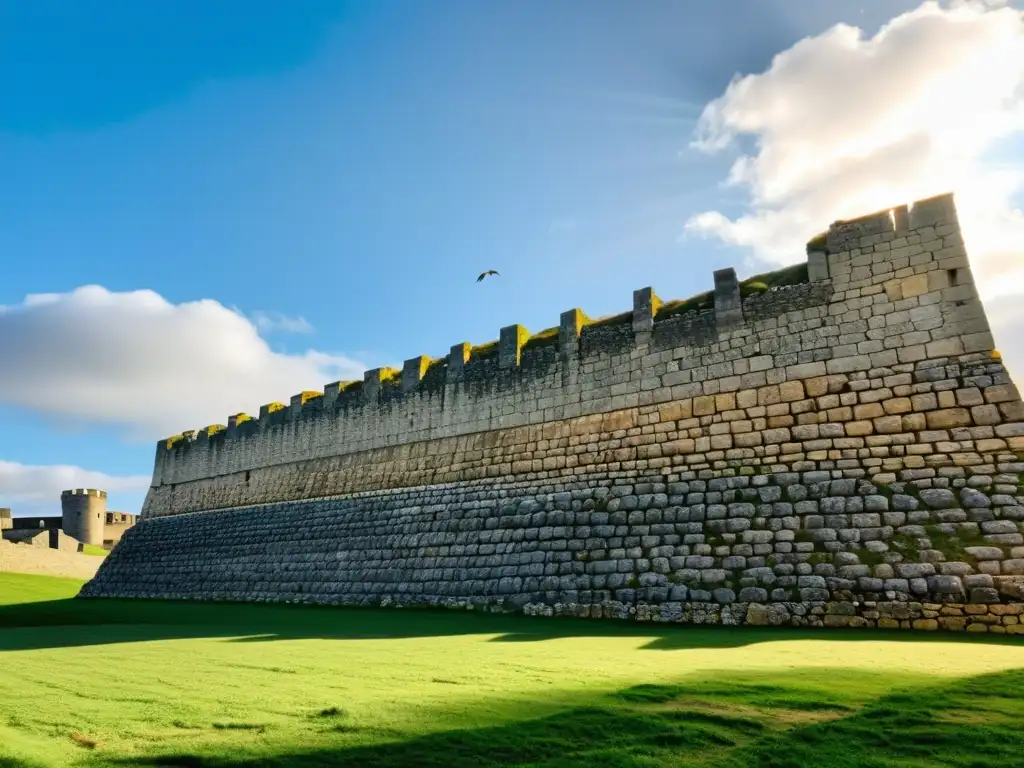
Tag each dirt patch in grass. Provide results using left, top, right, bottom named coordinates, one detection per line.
left=69, top=732, right=98, bottom=750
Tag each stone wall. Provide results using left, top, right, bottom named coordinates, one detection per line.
left=103, top=513, right=139, bottom=547
left=2, top=528, right=94, bottom=554
left=2, top=512, right=136, bottom=550
left=80, top=193, right=1024, bottom=633
left=1, top=539, right=101, bottom=580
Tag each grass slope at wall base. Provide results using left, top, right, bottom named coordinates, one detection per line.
left=73, top=588, right=1024, bottom=634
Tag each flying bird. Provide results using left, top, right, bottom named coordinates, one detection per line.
left=477, top=270, right=500, bottom=283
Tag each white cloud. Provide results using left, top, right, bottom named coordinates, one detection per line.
left=249, top=310, right=313, bottom=334
left=982, top=293, right=1024, bottom=379
left=0, top=285, right=367, bottom=440
left=683, top=0, right=1024, bottom=375
left=0, top=461, right=149, bottom=505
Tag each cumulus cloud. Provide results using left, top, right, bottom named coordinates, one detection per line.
left=0, top=285, right=367, bottom=440
left=683, top=0, right=1024, bottom=373
left=249, top=310, right=313, bottom=334
left=0, top=461, right=149, bottom=505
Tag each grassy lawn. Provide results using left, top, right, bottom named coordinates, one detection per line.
left=80, top=545, right=109, bottom=558
left=0, top=573, right=85, bottom=605
left=1, top=573, right=1023, bottom=767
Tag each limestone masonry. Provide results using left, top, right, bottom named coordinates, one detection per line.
left=81, top=193, right=1024, bottom=633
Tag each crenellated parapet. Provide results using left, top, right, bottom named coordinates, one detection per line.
left=159, top=254, right=827, bottom=454
left=150, top=192, right=1003, bottom=499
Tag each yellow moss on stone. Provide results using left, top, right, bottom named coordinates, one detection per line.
left=530, top=326, right=558, bottom=342
left=523, top=326, right=560, bottom=350
left=470, top=340, right=499, bottom=358
left=806, top=230, right=828, bottom=251
left=299, top=391, right=322, bottom=405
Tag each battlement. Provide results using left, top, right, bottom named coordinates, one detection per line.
left=146, top=191, right=999, bottom=507
left=61, top=489, right=107, bottom=499
left=162, top=259, right=821, bottom=452
left=165, top=193, right=964, bottom=449
left=806, top=192, right=959, bottom=255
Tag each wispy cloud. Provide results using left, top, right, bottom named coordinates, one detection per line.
left=250, top=310, right=314, bottom=334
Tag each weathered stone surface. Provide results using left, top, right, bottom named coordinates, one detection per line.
left=919, top=489, right=958, bottom=509
left=969, top=588, right=1001, bottom=604
left=928, top=575, right=965, bottom=596
left=77, top=193, right=1024, bottom=635
left=960, top=488, right=992, bottom=508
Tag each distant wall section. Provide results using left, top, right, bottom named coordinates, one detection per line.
left=0, top=538, right=102, bottom=580
left=102, top=512, right=138, bottom=546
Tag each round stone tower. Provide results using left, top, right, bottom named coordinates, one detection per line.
left=61, top=488, right=106, bottom=546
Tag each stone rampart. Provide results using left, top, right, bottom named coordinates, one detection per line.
left=1, top=539, right=102, bottom=580
left=80, top=193, right=1024, bottom=634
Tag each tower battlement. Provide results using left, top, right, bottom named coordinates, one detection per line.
left=61, top=489, right=108, bottom=499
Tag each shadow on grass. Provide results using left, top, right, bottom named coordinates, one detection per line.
left=2, top=595, right=1024, bottom=657
left=107, top=667, right=1024, bottom=768
left=2, top=597, right=1024, bottom=655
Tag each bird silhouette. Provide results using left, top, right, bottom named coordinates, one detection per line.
left=477, top=270, right=500, bottom=282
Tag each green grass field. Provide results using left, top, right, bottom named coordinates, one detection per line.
left=2, top=573, right=1024, bottom=767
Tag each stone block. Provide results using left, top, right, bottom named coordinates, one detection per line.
left=901, top=274, right=929, bottom=298
left=926, top=338, right=965, bottom=358
left=926, top=409, right=972, bottom=430
left=808, top=251, right=829, bottom=282
left=713, top=269, right=742, bottom=330
left=633, top=288, right=661, bottom=338
left=499, top=324, right=529, bottom=369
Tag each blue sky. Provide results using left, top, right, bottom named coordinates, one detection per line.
left=2, top=0, right=1022, bottom=517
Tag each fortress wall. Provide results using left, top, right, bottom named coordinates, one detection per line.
left=0, top=539, right=101, bottom=580
left=148, top=281, right=833, bottom=504
left=145, top=193, right=1011, bottom=519
left=82, top=193, right=1024, bottom=632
